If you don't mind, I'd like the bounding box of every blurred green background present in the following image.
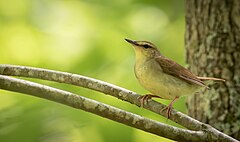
[0,0,185,142]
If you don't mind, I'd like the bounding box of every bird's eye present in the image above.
[143,44,151,49]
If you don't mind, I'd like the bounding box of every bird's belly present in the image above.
[135,64,199,100]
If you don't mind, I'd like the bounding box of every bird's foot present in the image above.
[160,96,179,119]
[160,104,173,119]
[138,94,162,107]
[138,94,151,107]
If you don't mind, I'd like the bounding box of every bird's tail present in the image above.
[197,77,225,82]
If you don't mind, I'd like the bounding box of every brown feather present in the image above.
[197,77,225,82]
[155,56,209,88]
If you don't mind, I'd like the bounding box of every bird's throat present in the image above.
[134,49,149,64]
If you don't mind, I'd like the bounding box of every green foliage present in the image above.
[0,0,185,142]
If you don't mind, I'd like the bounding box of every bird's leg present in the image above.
[161,96,179,118]
[138,94,162,107]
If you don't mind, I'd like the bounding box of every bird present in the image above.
[125,38,225,118]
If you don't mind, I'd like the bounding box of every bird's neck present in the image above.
[135,51,160,64]
[135,53,149,64]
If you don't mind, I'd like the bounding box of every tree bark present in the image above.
[185,0,240,140]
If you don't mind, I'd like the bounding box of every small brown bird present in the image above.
[125,38,225,118]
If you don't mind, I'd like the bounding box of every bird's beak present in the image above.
[125,38,139,46]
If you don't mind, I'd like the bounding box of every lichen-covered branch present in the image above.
[0,64,238,142]
[0,75,206,142]
[0,64,202,130]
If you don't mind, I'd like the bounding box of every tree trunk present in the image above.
[185,0,240,140]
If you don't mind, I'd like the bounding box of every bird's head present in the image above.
[125,38,161,59]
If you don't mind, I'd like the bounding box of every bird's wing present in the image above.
[155,56,209,88]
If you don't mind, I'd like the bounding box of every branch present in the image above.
[0,75,205,142]
[0,64,201,129]
[0,64,238,142]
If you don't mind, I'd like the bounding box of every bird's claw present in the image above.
[160,105,173,119]
[138,95,151,107]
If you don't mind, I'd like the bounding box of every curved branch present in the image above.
[0,64,201,130]
[0,64,238,142]
[0,75,205,142]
